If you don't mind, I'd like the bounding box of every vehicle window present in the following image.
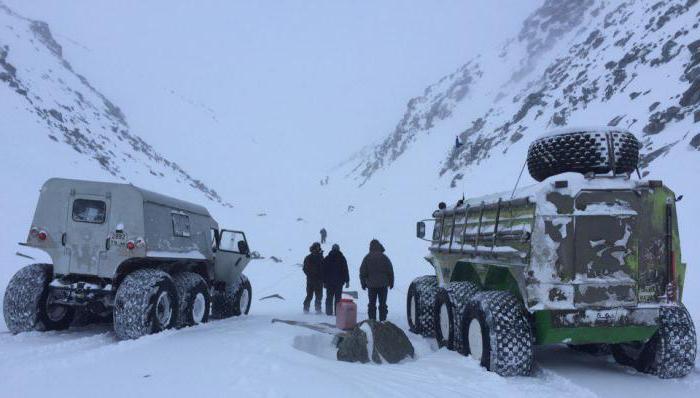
[172,213,191,237]
[210,228,218,250]
[72,199,106,224]
[432,220,443,241]
[219,230,245,253]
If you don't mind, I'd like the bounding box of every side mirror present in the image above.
[238,240,250,255]
[416,221,426,239]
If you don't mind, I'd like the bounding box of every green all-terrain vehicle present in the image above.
[408,128,696,378]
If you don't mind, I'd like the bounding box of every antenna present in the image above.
[510,159,527,199]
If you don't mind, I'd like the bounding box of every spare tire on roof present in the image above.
[527,128,640,182]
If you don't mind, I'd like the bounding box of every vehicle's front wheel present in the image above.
[462,291,534,377]
[406,275,437,337]
[173,272,210,328]
[3,263,74,333]
[233,275,252,316]
[113,269,178,340]
[611,305,696,378]
[211,274,251,319]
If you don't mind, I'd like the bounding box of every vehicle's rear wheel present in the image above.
[611,305,696,378]
[211,274,251,319]
[173,272,210,328]
[113,269,178,340]
[461,291,534,377]
[3,263,74,333]
[527,129,640,181]
[434,282,479,351]
[406,275,438,337]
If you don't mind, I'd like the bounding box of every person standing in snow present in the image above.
[320,228,327,244]
[303,242,324,313]
[359,239,394,321]
[322,244,350,315]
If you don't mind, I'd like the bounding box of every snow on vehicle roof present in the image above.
[134,186,211,217]
[535,126,636,140]
[42,178,211,217]
[458,173,643,210]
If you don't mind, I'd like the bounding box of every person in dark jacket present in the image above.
[322,244,350,315]
[320,228,327,244]
[359,239,394,321]
[303,242,324,313]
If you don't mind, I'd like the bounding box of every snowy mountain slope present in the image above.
[336,0,700,324]
[0,1,698,397]
[351,0,700,188]
[0,3,229,206]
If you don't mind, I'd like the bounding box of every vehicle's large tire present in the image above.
[3,263,74,333]
[113,269,178,340]
[172,272,210,328]
[232,275,252,316]
[406,275,438,337]
[434,282,479,352]
[461,291,534,377]
[211,274,251,319]
[610,305,696,379]
[527,129,640,182]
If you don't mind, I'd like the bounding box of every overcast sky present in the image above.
[5,1,538,177]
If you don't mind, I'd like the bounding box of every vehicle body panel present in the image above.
[25,178,247,291]
[420,174,686,345]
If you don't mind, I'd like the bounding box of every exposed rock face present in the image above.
[0,3,230,206]
[357,61,482,185]
[347,0,700,187]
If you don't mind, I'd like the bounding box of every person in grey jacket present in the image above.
[359,239,394,321]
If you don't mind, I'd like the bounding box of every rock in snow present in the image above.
[337,320,415,364]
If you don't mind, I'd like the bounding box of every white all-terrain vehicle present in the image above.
[4,178,253,340]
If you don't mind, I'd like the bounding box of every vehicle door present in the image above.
[214,230,251,287]
[66,195,110,275]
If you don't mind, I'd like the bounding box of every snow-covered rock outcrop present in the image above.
[0,3,229,206]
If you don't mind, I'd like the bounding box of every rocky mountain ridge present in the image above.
[350,0,699,188]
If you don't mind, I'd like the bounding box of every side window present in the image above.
[432,220,443,241]
[219,230,246,253]
[172,213,191,237]
[72,199,106,224]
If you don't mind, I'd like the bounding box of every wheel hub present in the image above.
[192,292,206,324]
[46,303,68,322]
[468,318,483,362]
[439,303,450,341]
[155,291,173,327]
[410,296,417,326]
[239,288,250,314]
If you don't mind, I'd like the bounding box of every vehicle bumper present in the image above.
[534,307,661,345]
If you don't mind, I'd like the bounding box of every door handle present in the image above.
[61,233,66,246]
[105,238,110,250]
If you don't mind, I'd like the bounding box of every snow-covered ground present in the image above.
[1,1,699,397]
[2,255,698,398]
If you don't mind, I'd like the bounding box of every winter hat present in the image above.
[332,244,340,251]
[369,239,384,253]
[310,242,322,253]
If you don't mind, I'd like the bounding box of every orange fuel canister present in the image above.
[335,298,357,330]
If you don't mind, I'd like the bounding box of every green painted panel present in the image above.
[534,311,658,345]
